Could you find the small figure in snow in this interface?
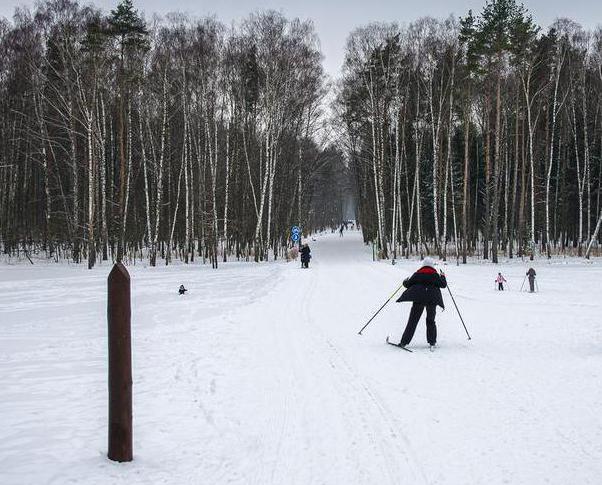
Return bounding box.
[179,284,188,295]
[495,272,507,291]
[339,224,345,237]
[300,243,311,268]
[396,257,447,350]
[526,268,536,293]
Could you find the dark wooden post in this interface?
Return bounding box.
[107,262,133,462]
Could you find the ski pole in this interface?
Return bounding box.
[358,281,406,335]
[445,281,472,340]
[520,274,527,292]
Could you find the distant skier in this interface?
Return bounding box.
[396,257,447,350]
[526,268,536,293]
[339,224,344,237]
[179,285,188,295]
[300,243,311,268]
[495,272,507,291]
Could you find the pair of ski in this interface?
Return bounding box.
[386,336,435,353]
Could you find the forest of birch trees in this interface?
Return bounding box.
[0,0,349,268]
[2,0,602,267]
[338,0,602,261]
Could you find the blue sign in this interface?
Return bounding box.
[291,225,301,235]
[291,233,300,242]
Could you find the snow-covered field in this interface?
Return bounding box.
[1,231,601,485]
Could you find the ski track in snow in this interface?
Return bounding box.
[1,231,602,484]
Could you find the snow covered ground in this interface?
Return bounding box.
[1,231,601,485]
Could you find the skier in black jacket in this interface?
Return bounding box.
[526,267,536,292]
[396,257,447,349]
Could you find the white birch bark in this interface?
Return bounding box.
[151,71,167,267]
[139,91,152,257]
[223,123,230,262]
[545,52,563,258]
[585,211,602,258]
[121,98,133,260]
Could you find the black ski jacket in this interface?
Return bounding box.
[300,246,311,263]
[396,266,447,309]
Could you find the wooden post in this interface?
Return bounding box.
[107,262,132,462]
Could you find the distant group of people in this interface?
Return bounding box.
[494,268,537,293]
[338,220,356,236]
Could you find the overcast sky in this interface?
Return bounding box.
[1,0,601,78]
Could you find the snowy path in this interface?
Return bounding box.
[1,231,602,484]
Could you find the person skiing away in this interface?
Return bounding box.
[395,257,447,350]
[178,284,188,295]
[339,224,344,237]
[526,268,536,293]
[300,243,311,268]
[495,272,507,291]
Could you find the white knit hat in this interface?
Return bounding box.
[421,256,436,268]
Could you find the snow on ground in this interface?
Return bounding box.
[1,231,601,485]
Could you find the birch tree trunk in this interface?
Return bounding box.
[139,90,153,264]
[545,58,562,258]
[121,98,133,262]
[585,210,602,258]
[99,95,108,261]
[223,123,230,262]
[151,71,167,267]
[68,97,80,263]
[87,113,96,269]
[461,89,470,264]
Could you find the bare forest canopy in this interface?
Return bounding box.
[1,0,601,268]
[337,1,602,262]
[0,0,349,268]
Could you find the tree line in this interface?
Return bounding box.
[3,0,602,268]
[0,0,347,268]
[337,0,602,261]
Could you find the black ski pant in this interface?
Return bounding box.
[400,303,437,346]
[498,283,504,291]
[528,277,535,292]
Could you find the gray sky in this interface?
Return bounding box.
[1,0,601,78]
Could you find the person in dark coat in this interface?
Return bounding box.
[300,243,311,268]
[396,257,447,348]
[179,284,188,295]
[526,268,536,292]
